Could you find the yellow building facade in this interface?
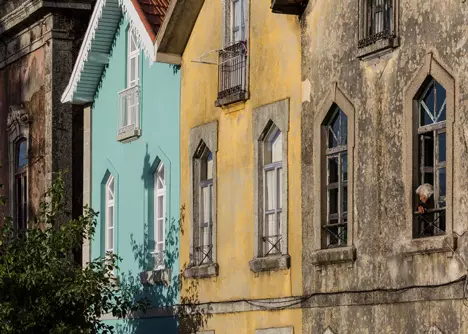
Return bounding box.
[157,0,302,332]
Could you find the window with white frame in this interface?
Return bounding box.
[105,176,115,254]
[118,28,140,136]
[322,105,348,248]
[263,125,283,256]
[231,0,245,43]
[153,163,166,269]
[197,148,214,265]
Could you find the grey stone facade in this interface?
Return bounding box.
[0,1,93,230]
[301,0,468,332]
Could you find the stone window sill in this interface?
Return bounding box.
[116,128,141,143]
[357,36,399,61]
[249,254,291,273]
[310,246,356,266]
[139,268,171,286]
[184,262,219,279]
[215,91,249,107]
[402,234,457,258]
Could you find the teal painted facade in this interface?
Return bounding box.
[90,18,180,333]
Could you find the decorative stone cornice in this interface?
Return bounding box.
[7,105,29,131]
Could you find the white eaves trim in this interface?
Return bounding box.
[61,0,107,104]
[119,0,155,63]
[61,0,155,104]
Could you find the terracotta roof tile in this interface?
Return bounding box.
[132,0,169,42]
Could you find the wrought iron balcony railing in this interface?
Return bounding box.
[414,207,446,238]
[216,41,247,106]
[118,85,140,135]
[150,250,165,270]
[194,244,213,266]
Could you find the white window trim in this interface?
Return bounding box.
[153,163,166,270]
[127,28,140,88]
[105,176,115,254]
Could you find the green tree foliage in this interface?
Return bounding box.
[0,174,148,333]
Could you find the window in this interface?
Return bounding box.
[105,176,115,254]
[185,121,218,278]
[118,28,140,139]
[414,78,446,238]
[322,105,348,248]
[197,147,214,265]
[216,0,249,107]
[263,125,283,256]
[7,105,29,232]
[251,99,290,272]
[359,0,394,47]
[15,138,28,231]
[153,163,166,269]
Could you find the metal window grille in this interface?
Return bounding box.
[151,250,166,270]
[217,41,247,101]
[118,85,140,135]
[323,106,348,248]
[414,78,447,238]
[359,0,393,48]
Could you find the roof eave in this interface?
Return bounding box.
[155,0,205,63]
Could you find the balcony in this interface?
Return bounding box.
[215,41,248,107]
[117,85,141,142]
[271,0,307,15]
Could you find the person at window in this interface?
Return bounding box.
[416,183,434,214]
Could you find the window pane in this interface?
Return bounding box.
[277,168,282,210]
[423,172,434,186]
[435,82,446,122]
[202,186,211,224]
[328,127,338,148]
[328,188,338,215]
[327,224,339,246]
[130,57,136,83]
[157,219,164,243]
[207,152,213,180]
[107,228,114,251]
[422,134,434,167]
[157,195,164,219]
[438,133,446,162]
[420,83,435,126]
[17,140,27,169]
[328,157,339,184]
[439,168,446,199]
[157,164,165,187]
[271,131,282,163]
[156,242,164,252]
[343,185,348,213]
[265,170,275,211]
[342,153,348,182]
[340,111,348,146]
[267,213,277,237]
[107,207,114,228]
[203,225,210,247]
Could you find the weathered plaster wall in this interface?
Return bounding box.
[301,0,468,332]
[90,18,180,332]
[180,0,302,331]
[0,5,90,222]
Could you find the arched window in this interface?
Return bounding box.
[263,124,283,256]
[322,105,348,248]
[15,138,28,231]
[153,163,166,269]
[198,146,214,265]
[414,77,446,238]
[105,176,115,254]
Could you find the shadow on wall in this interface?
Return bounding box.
[113,144,211,333]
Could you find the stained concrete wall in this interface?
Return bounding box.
[301,0,468,332]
